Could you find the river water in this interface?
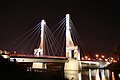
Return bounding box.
[64,69,120,80]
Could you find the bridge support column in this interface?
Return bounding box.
[65,14,82,71]
[65,47,82,70]
[32,62,47,69]
[64,59,80,71]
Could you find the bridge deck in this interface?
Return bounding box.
[10,55,68,63]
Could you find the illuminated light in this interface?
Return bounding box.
[85,56,88,59]
[110,60,113,62]
[81,57,84,60]
[105,59,108,62]
[101,55,105,58]
[118,73,120,78]
[95,54,99,58]
[88,58,91,60]
[111,57,114,60]
[106,62,110,65]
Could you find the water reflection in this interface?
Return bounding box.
[65,71,80,80]
[64,69,118,80]
[89,69,92,80]
[112,72,115,80]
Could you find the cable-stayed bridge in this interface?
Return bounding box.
[4,14,110,70]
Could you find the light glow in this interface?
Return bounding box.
[101,55,105,58]
[95,54,99,58]
[85,56,88,59]
[118,73,120,78]
[81,57,84,60]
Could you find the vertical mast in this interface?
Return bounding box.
[39,19,46,56]
[66,14,74,58]
[66,14,74,47]
[66,14,80,60]
[40,20,45,50]
[34,19,46,56]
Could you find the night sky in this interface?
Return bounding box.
[0,1,120,57]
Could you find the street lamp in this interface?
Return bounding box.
[95,54,99,60]
[85,56,88,60]
[101,55,105,58]
[81,57,84,60]
[95,54,99,58]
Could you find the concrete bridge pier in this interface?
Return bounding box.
[64,48,81,71]
[64,59,80,71]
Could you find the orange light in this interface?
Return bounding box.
[118,73,120,78]
[110,60,113,62]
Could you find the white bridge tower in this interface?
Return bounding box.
[65,14,81,71]
[32,20,46,69]
[34,20,46,57]
[66,14,80,60]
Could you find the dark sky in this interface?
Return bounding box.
[0,1,120,57]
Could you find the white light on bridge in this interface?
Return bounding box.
[88,58,91,60]
[105,59,108,62]
[118,73,120,78]
[81,57,84,60]
[95,54,99,58]
[101,55,105,58]
[85,56,88,59]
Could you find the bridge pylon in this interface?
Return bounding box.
[34,19,46,57]
[65,14,80,60]
[65,14,81,71]
[33,20,47,69]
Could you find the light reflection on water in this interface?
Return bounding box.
[64,69,118,80]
